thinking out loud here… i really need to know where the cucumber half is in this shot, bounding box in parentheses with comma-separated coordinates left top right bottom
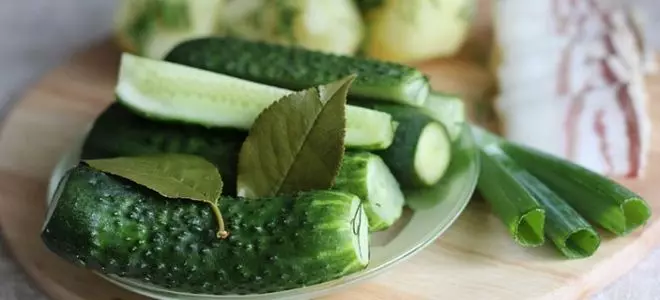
(115, 53, 395, 150)
(335, 152, 405, 231)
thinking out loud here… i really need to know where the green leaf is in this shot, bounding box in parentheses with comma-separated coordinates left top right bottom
(84, 154, 228, 238)
(237, 75, 356, 198)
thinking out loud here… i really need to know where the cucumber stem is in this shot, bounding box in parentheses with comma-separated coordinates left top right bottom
(210, 203, 229, 239)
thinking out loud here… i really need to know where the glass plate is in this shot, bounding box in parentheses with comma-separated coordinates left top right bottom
(46, 124, 480, 300)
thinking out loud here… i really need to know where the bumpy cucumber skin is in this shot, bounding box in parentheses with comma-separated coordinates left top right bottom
(84, 106, 403, 230)
(42, 165, 368, 295)
(372, 105, 448, 188)
(83, 105, 395, 196)
(83, 104, 246, 196)
(164, 36, 429, 106)
(334, 152, 403, 231)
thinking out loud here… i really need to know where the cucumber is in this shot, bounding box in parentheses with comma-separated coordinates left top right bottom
(335, 152, 405, 231)
(424, 92, 465, 141)
(163, 36, 430, 106)
(42, 165, 369, 295)
(83, 105, 405, 230)
(116, 53, 395, 150)
(82, 104, 246, 195)
(372, 105, 452, 188)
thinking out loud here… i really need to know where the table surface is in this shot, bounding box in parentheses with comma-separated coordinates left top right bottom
(1, 1, 660, 299)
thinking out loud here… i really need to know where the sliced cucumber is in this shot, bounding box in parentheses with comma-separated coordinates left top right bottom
(373, 105, 452, 188)
(115, 53, 395, 150)
(335, 152, 405, 231)
(345, 106, 397, 150)
(424, 91, 465, 141)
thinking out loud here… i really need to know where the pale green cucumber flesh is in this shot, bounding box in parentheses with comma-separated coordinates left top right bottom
(345, 106, 396, 150)
(424, 92, 465, 141)
(350, 200, 370, 266)
(414, 122, 452, 185)
(371, 104, 452, 188)
(334, 152, 405, 231)
(116, 53, 394, 150)
(116, 53, 289, 129)
(364, 155, 405, 230)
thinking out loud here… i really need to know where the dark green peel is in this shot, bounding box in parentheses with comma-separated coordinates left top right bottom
(84, 154, 228, 238)
(42, 165, 369, 295)
(164, 36, 430, 106)
(371, 104, 452, 188)
(83, 104, 246, 196)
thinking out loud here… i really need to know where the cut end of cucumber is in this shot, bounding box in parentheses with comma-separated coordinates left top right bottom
(414, 122, 452, 186)
(622, 198, 651, 234)
(514, 208, 545, 247)
(365, 155, 405, 231)
(350, 199, 370, 266)
(561, 228, 600, 259)
(42, 170, 70, 233)
(405, 76, 430, 106)
(425, 92, 465, 141)
(345, 106, 396, 150)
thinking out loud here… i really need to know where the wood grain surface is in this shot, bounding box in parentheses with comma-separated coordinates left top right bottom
(0, 40, 659, 300)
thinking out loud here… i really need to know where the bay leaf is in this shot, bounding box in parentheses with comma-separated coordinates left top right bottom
(237, 75, 356, 198)
(84, 154, 228, 238)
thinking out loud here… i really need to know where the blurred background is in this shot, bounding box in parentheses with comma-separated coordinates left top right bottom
(0, 0, 659, 299)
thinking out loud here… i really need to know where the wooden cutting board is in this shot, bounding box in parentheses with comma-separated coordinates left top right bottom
(0, 38, 659, 300)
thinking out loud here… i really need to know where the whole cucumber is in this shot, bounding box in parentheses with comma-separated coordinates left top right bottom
(42, 165, 369, 295)
(164, 36, 430, 106)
